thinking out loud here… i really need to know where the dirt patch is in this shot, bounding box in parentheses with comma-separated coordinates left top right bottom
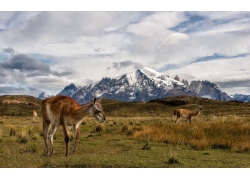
(2, 100, 26, 104)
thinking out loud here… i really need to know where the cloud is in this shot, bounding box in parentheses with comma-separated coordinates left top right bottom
(0, 86, 26, 94)
(216, 80, 250, 88)
(1, 11, 250, 96)
(2, 47, 15, 54)
(0, 53, 73, 77)
(0, 12, 41, 31)
(1, 54, 50, 72)
(112, 60, 144, 70)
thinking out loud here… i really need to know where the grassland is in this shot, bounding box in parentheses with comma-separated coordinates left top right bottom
(0, 95, 250, 168)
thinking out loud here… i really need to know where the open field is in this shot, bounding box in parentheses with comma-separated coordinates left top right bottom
(1, 95, 250, 167)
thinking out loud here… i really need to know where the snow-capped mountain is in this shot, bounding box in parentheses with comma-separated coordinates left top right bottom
(58, 67, 198, 104)
(189, 80, 232, 101)
(58, 83, 79, 97)
(232, 94, 250, 102)
(38, 91, 55, 99)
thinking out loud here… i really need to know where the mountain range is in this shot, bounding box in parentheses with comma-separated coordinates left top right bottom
(38, 67, 249, 103)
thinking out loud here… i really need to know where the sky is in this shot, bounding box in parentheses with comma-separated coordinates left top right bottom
(0, 1, 250, 97)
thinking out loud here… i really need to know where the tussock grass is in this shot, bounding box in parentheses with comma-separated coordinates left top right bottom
(18, 130, 29, 144)
(131, 122, 250, 152)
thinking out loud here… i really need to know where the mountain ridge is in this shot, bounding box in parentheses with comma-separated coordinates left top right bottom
(56, 67, 234, 103)
(38, 66, 248, 102)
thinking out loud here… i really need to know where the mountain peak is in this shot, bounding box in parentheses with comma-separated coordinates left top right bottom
(38, 91, 55, 99)
(57, 67, 235, 103)
(139, 66, 163, 77)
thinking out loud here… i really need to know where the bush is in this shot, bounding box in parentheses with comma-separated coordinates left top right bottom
(32, 134, 40, 140)
(142, 139, 151, 150)
(25, 144, 37, 153)
(127, 129, 134, 136)
(168, 157, 179, 164)
(19, 135, 28, 144)
(121, 125, 128, 133)
(95, 125, 103, 132)
(10, 128, 16, 136)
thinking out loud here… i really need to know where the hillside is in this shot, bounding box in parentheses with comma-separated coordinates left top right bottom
(102, 95, 250, 117)
(0, 95, 42, 116)
(1, 95, 250, 119)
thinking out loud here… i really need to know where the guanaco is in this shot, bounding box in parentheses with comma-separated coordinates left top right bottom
(32, 111, 38, 121)
(41, 95, 106, 157)
(174, 106, 202, 124)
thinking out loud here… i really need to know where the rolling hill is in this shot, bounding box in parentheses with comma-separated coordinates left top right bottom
(0, 95, 249, 119)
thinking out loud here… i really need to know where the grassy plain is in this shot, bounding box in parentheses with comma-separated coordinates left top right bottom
(0, 95, 250, 168)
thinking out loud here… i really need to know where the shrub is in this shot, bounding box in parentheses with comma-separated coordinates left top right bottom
(127, 129, 134, 136)
(168, 157, 179, 164)
(32, 133, 40, 140)
(10, 128, 16, 136)
(19, 130, 28, 144)
(142, 139, 151, 150)
(25, 144, 37, 153)
(95, 125, 103, 132)
(121, 125, 128, 133)
(19, 135, 28, 144)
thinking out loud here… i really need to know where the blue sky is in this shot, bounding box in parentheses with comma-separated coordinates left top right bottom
(0, 2, 250, 97)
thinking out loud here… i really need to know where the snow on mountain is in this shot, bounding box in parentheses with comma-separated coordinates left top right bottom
(58, 67, 197, 104)
(189, 80, 231, 101)
(232, 94, 250, 102)
(38, 91, 55, 99)
(58, 83, 79, 97)
(57, 67, 238, 103)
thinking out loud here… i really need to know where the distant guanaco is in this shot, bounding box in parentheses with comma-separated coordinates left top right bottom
(32, 111, 38, 121)
(174, 106, 202, 124)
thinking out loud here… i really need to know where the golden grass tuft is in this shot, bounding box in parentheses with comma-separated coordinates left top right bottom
(131, 122, 250, 152)
(18, 129, 29, 144)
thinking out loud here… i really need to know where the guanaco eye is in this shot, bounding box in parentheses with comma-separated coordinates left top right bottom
(95, 110, 101, 113)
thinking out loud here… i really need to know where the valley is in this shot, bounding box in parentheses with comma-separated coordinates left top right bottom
(0, 95, 250, 167)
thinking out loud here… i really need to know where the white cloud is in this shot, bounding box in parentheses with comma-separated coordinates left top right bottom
(1, 11, 250, 96)
(166, 56, 250, 94)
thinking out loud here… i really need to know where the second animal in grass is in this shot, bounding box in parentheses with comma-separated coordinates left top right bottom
(174, 106, 202, 124)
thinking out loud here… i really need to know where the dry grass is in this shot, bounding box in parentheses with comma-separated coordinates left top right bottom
(1, 95, 250, 167)
(131, 121, 250, 152)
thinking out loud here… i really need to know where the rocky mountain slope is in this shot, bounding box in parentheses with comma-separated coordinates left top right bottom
(40, 66, 250, 103)
(58, 67, 198, 104)
(232, 94, 250, 102)
(188, 80, 232, 101)
(57, 67, 233, 103)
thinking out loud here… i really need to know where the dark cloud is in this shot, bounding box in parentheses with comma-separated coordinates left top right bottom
(94, 47, 104, 52)
(1, 54, 50, 72)
(193, 53, 250, 64)
(112, 60, 144, 70)
(0, 85, 41, 97)
(216, 80, 250, 88)
(0, 54, 73, 77)
(2, 47, 15, 54)
(51, 71, 73, 77)
(0, 71, 7, 77)
(0, 86, 31, 94)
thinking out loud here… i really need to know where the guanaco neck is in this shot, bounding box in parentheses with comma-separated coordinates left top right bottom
(191, 110, 201, 117)
(74, 101, 93, 120)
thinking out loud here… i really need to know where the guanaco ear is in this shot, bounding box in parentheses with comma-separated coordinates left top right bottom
(98, 97, 102, 103)
(93, 97, 97, 104)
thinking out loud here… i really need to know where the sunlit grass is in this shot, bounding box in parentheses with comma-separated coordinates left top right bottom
(1, 111, 250, 167)
(131, 121, 250, 152)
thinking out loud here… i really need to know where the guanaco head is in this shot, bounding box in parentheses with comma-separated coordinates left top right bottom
(198, 105, 203, 111)
(90, 97, 106, 123)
